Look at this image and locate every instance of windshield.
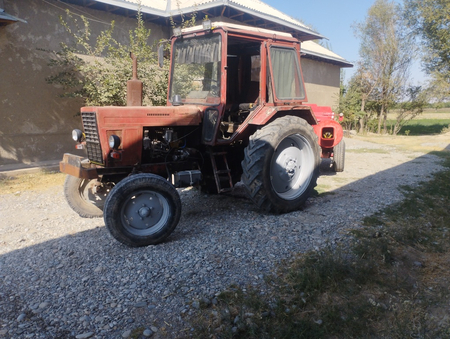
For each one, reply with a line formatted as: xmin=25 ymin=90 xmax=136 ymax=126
xmin=169 ymin=34 xmax=222 ymax=105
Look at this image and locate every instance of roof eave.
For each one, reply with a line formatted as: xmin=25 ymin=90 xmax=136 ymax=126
xmin=93 ymin=0 xmax=166 ymax=16
xmin=226 ymin=3 xmax=325 ymax=41
xmin=301 ymin=49 xmax=353 ymax=68
xmin=0 ymin=11 xmax=27 ymax=24
xmin=166 ymin=2 xmax=324 ymax=41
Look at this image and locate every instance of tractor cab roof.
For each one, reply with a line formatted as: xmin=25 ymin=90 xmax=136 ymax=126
xmin=179 ymin=21 xmax=299 ymax=43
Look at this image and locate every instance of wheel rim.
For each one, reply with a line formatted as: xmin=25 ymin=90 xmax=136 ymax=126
xmin=120 ymin=190 xmax=170 ymax=236
xmin=78 ymin=179 xmax=106 ymax=208
xmin=270 ymin=134 xmax=315 ymax=200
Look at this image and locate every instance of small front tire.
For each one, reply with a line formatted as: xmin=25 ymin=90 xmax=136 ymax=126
xmin=103 ymin=174 xmax=181 ymax=247
xmin=332 ymin=140 xmax=345 ymax=172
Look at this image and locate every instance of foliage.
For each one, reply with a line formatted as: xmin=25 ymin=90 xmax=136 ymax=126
xmin=169 ymin=2 xmax=198 ymax=29
xmin=337 ymin=74 xmax=364 ymax=131
xmin=341 ymin=0 xmax=430 ymax=135
xmin=353 ymin=0 xmax=416 ymax=134
xmin=404 ymin=0 xmax=450 ymax=100
xmin=46 ymin=9 xmax=168 ymax=107
xmin=390 ymin=85 xmax=428 ymax=135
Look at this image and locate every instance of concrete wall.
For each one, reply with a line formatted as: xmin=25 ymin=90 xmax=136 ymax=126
xmin=301 ymin=58 xmax=341 ymax=110
xmin=0 ymin=0 xmax=167 ymax=167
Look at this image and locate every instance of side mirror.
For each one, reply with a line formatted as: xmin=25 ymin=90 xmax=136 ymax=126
xmin=158 ymin=44 xmax=164 ymax=68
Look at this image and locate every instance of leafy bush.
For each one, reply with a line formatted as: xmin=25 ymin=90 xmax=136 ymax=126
xmin=46 ymin=9 xmax=168 ymax=107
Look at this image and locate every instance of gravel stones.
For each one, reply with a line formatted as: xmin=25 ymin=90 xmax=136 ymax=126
xmin=0 ymin=136 xmax=446 ymax=338
xmin=143 ymin=328 xmax=153 ymax=337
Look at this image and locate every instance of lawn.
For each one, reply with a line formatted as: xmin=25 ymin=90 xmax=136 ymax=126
xmin=387 ymin=118 xmax=450 ymax=135
xmin=190 ymin=152 xmax=450 ymax=338
xmin=386 ymin=110 xmax=450 ymax=136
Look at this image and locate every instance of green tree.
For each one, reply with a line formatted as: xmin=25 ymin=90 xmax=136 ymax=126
xmin=354 ymin=0 xmax=416 ymax=134
xmin=47 ymin=9 xmax=168 ymax=107
xmin=338 ymin=73 xmax=363 ymax=131
xmin=404 ymin=0 xmax=450 ymax=99
xmin=391 ymin=86 xmax=427 ymax=135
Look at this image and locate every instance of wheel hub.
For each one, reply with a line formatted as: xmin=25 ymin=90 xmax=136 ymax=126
xmin=138 ymin=205 xmax=152 ymax=218
xmin=284 ymin=158 xmax=298 ymax=179
xmin=122 ymin=191 xmax=168 ymax=232
xmin=270 ymin=134 xmax=315 ymax=199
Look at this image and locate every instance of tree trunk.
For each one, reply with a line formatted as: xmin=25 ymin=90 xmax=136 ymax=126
xmin=359 ymin=99 xmax=366 ymax=134
xmin=377 ymin=105 xmax=384 ymax=134
xmin=359 ymin=116 xmax=365 ymax=134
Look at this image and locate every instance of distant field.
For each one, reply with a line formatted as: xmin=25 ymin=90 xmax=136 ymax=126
xmin=384 ymin=109 xmax=450 ymax=135
xmin=386 ymin=118 xmax=450 ymax=135
xmin=387 ymin=109 xmax=450 ymax=120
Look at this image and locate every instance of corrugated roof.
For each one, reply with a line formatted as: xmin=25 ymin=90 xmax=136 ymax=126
xmin=301 ymin=40 xmax=353 ymax=68
xmin=167 ymin=0 xmax=311 ymax=30
xmin=0 ymin=8 xmax=27 ymax=24
xmin=94 ymin=0 xmax=323 ymax=40
xmin=182 ymin=21 xmax=294 ymax=38
xmin=89 ymin=0 xmax=352 ymax=66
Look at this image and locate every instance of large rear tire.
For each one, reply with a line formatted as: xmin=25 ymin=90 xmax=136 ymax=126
xmin=103 ymin=174 xmax=181 ymax=247
xmin=241 ymin=116 xmax=320 ymax=213
xmin=332 ymin=139 xmax=345 ymax=172
xmin=64 ymin=175 xmax=105 ymax=218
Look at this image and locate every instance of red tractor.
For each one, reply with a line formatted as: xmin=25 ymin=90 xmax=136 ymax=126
xmin=60 ymin=22 xmax=345 ymax=247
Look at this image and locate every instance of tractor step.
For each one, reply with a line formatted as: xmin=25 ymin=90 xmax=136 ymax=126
xmin=209 ymin=151 xmax=233 ymax=193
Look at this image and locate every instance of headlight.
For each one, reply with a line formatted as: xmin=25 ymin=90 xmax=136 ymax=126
xmin=72 ymin=129 xmax=83 ymax=142
xmin=109 ymin=135 xmax=121 ymax=149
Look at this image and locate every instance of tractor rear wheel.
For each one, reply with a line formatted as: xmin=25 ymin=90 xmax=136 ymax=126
xmin=103 ymin=174 xmax=181 ymax=247
xmin=332 ymin=139 xmax=345 ymax=172
xmin=241 ymin=116 xmax=320 ymax=213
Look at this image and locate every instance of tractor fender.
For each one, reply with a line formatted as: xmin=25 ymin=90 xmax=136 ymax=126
xmin=249 ymin=105 xmax=317 ymax=126
xmin=313 ymin=119 xmax=343 ymax=149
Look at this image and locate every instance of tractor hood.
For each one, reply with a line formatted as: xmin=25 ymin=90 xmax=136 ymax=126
xmin=81 ymin=105 xmax=204 ymax=127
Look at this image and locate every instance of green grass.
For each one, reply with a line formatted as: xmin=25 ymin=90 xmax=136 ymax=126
xmin=189 ymin=153 xmax=450 ymax=338
xmin=387 ymin=119 xmax=450 ymax=135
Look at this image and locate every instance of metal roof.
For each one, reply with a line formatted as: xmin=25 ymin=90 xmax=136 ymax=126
xmin=301 ymin=40 xmax=353 ymax=68
xmin=89 ymin=0 xmax=324 ymax=41
xmin=0 ymin=8 xmax=27 ymax=25
xmin=182 ymin=21 xmax=295 ymax=39
xmin=61 ymin=0 xmax=352 ymax=67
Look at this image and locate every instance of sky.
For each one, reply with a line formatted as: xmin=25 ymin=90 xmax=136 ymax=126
xmin=263 ymin=0 xmax=429 ymax=85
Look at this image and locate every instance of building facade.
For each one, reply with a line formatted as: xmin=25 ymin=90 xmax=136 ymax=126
xmin=0 ymin=0 xmax=351 ymax=168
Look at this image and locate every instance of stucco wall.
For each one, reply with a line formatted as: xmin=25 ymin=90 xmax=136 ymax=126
xmin=301 ymin=57 xmax=341 ymax=109
xmin=0 ymin=0 xmax=167 ymax=167
xmin=0 ymin=1 xmax=343 ymax=168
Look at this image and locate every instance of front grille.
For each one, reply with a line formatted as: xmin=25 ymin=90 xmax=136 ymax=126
xmin=81 ymin=112 xmax=103 ymax=164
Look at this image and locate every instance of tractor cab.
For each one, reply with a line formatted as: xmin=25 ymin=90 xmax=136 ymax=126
xmin=166 ymin=22 xmax=316 ymax=145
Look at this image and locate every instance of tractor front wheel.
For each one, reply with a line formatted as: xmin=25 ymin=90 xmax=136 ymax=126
xmin=103 ymin=174 xmax=181 ymax=247
xmin=332 ymin=140 xmax=345 ymax=172
xmin=64 ymin=175 xmax=106 ymax=218
xmin=241 ymin=116 xmax=320 ymax=213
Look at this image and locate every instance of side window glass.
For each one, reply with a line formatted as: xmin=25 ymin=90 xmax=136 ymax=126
xmin=269 ymin=47 xmax=305 ymax=100
xmin=251 ymin=55 xmax=260 ymax=82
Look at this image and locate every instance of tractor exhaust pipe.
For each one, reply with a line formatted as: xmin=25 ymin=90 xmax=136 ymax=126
xmin=127 ymin=52 xmax=143 ymax=106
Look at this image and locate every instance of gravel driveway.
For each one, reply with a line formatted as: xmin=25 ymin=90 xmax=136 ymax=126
xmin=0 ymin=136 xmax=446 ymax=339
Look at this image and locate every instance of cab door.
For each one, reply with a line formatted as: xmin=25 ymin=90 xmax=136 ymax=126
xmin=266 ymin=43 xmax=307 ymax=105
